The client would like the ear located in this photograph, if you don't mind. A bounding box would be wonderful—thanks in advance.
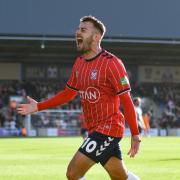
[93,32,102,42]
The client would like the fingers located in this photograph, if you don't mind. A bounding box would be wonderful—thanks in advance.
[127,147,138,158]
[17,104,28,115]
[127,142,140,158]
[17,109,26,115]
[18,110,26,115]
[27,96,34,103]
[27,96,37,103]
[16,96,38,115]
[17,104,25,108]
[17,108,26,115]
[127,135,141,158]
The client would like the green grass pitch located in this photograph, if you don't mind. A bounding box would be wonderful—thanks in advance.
[0,136,180,180]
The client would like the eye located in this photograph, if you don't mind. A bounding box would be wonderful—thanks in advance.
[81,28,86,32]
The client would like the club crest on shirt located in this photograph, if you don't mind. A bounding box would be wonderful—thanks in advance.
[90,69,98,80]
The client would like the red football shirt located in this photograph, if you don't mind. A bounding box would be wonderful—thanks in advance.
[67,50,131,137]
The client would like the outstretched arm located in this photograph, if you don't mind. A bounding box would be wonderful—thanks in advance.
[120,92,141,158]
[17,87,77,115]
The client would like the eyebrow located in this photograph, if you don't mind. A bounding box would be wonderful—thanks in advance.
[82,27,87,29]
[77,27,88,32]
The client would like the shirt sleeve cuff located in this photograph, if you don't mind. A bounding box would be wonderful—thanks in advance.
[66,83,79,91]
[117,88,131,95]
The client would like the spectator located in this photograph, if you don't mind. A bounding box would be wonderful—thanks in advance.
[133,97,145,135]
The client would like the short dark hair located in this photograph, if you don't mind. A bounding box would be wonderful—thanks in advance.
[80,15,106,37]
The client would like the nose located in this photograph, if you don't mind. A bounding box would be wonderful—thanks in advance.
[76,29,81,36]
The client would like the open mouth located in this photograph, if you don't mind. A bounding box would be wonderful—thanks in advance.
[76,37,83,45]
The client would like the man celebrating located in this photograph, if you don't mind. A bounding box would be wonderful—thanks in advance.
[17,15,141,180]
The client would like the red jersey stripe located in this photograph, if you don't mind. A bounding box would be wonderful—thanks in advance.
[66,50,138,137]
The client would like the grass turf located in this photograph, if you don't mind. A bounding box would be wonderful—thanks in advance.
[0,136,180,180]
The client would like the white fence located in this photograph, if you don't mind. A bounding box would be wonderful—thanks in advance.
[1,109,180,137]
[24,109,82,137]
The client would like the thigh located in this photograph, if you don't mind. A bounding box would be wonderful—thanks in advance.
[67,150,96,178]
[104,157,128,180]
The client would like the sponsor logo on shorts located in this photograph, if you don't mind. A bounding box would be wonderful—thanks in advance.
[96,137,114,156]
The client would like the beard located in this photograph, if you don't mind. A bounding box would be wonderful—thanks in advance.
[76,35,93,54]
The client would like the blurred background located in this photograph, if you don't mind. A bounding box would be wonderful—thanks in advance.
[0,0,180,137]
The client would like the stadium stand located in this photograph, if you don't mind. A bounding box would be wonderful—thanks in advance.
[0,80,180,137]
[1,35,180,136]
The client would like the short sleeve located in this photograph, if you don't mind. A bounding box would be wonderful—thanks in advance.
[66,59,79,91]
[108,57,131,95]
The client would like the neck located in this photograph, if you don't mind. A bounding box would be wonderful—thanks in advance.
[83,45,102,59]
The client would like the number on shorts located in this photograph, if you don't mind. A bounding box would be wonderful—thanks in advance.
[81,138,97,153]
